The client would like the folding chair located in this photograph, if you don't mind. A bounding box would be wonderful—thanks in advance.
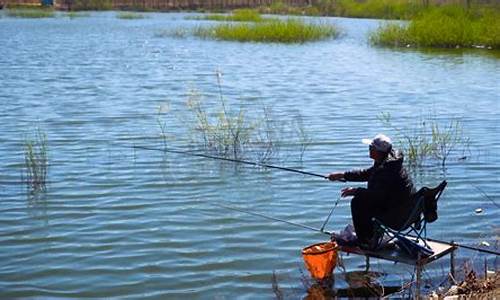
[373,180,448,257]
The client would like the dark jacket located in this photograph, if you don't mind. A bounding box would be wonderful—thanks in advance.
[344,150,415,212]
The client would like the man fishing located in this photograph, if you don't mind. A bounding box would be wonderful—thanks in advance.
[327,134,415,250]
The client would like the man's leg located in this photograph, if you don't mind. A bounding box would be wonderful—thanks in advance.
[351,194,378,244]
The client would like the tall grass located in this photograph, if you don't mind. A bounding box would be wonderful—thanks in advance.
[194,18,338,43]
[6,8,55,18]
[259,0,426,19]
[378,112,470,168]
[329,0,424,19]
[371,6,500,49]
[24,128,48,193]
[158,73,311,163]
[259,0,499,20]
[71,0,112,10]
[193,9,264,22]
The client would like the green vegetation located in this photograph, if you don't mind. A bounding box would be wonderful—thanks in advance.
[194,18,338,43]
[71,0,112,10]
[157,73,311,162]
[24,127,48,193]
[117,12,146,19]
[370,6,500,49]
[379,112,470,168]
[6,8,55,18]
[258,0,500,20]
[193,9,264,22]
[258,0,425,19]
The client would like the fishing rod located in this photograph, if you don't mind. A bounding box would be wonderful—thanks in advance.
[320,196,341,232]
[423,237,500,256]
[215,204,500,256]
[131,145,329,179]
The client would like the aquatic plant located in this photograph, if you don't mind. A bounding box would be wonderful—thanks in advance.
[370,6,500,49]
[158,72,311,163]
[192,9,264,22]
[258,0,499,20]
[23,127,48,193]
[194,18,338,44]
[117,12,146,19]
[378,112,470,168]
[258,0,424,19]
[330,0,423,19]
[6,8,55,18]
[71,0,112,10]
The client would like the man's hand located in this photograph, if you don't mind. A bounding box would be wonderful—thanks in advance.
[327,172,344,181]
[341,187,358,197]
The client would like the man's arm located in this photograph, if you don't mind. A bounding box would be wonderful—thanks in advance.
[328,166,373,182]
[343,166,373,182]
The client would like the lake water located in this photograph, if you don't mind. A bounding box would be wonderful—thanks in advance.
[0,11,499,299]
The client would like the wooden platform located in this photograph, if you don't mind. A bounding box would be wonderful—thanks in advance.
[339,239,457,266]
[338,239,458,298]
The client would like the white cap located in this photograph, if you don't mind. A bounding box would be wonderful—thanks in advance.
[362,134,392,153]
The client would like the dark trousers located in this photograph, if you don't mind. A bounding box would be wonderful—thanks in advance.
[351,195,380,243]
[351,194,411,243]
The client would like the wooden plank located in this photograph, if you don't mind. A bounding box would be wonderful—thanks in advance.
[339,240,457,266]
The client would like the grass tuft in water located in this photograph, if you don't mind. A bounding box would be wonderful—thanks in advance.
[370,6,500,49]
[158,72,311,162]
[23,127,48,193]
[117,12,146,19]
[6,8,55,18]
[70,0,112,10]
[194,18,338,43]
[378,112,470,168]
[192,9,264,22]
[259,0,423,19]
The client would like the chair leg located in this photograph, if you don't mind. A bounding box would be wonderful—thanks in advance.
[450,248,455,279]
[416,263,422,299]
[365,256,370,272]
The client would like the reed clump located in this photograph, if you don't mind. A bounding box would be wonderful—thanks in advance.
[194,18,338,44]
[23,127,48,193]
[259,0,425,19]
[70,0,112,10]
[117,11,146,19]
[378,112,470,168]
[370,6,500,49]
[158,73,311,162]
[324,0,423,19]
[193,9,264,22]
[6,8,55,18]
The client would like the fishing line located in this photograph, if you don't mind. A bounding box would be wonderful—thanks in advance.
[214,203,331,235]
[470,183,500,208]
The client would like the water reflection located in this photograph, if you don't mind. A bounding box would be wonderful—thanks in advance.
[304,271,400,299]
